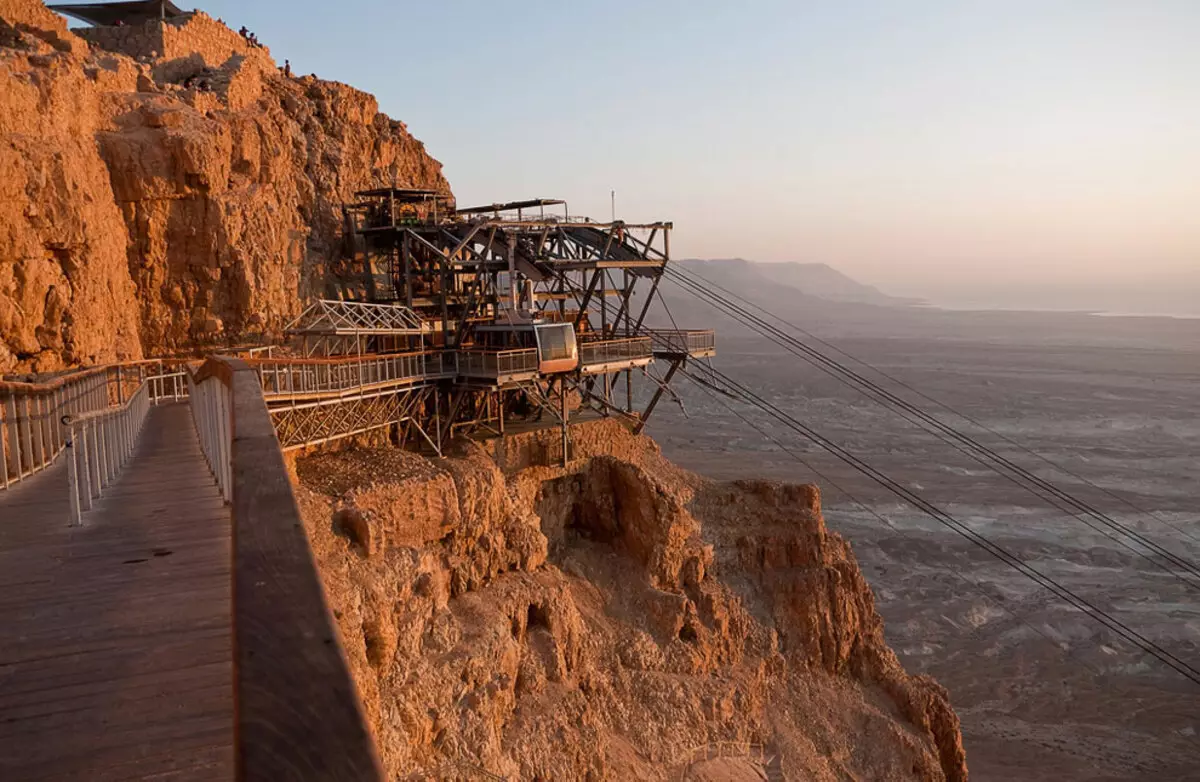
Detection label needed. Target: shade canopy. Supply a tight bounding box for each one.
[457,199,566,215]
[285,299,427,336]
[49,0,184,26]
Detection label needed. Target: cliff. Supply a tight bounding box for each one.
[295,420,968,781]
[0,1,449,373]
[3,5,968,777]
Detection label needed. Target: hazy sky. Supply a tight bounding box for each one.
[189,1,1197,301]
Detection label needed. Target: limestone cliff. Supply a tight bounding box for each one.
[0,1,449,372]
[295,420,968,781]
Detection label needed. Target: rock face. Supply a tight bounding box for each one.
[0,2,449,372]
[295,420,968,781]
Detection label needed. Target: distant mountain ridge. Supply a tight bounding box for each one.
[679,259,918,307]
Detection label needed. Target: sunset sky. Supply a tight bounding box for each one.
[187,1,1198,308]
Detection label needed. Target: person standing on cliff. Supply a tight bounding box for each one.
[283,60,291,77]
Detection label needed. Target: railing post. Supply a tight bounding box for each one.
[122,402,132,464]
[87,420,101,499]
[80,421,93,510]
[29,395,43,472]
[4,396,18,480]
[0,395,8,490]
[107,414,117,481]
[42,392,54,465]
[212,381,222,495]
[51,387,61,453]
[66,430,81,526]
[20,396,34,477]
[101,416,113,489]
[221,382,232,501]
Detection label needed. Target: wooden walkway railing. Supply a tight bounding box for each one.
[189,357,384,780]
[0,358,384,781]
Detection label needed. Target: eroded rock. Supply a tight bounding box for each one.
[0,3,450,372]
[295,419,968,781]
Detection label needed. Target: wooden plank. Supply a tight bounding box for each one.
[79,743,233,782]
[0,680,231,737]
[7,718,233,778]
[0,633,231,701]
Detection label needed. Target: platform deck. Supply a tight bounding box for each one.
[0,403,234,781]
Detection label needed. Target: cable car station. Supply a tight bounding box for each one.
[263,193,715,460]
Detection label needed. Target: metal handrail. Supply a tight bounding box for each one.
[2,368,108,490]
[2,361,191,492]
[62,369,189,525]
[578,336,653,365]
[248,351,448,397]
[455,348,539,378]
[186,363,232,503]
[644,329,716,354]
[190,355,386,779]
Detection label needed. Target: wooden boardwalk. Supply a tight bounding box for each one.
[0,403,234,781]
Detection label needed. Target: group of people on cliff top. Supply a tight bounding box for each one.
[237,26,263,49]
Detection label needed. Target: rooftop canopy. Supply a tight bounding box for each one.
[353,187,448,202]
[285,299,427,336]
[456,198,566,215]
[49,0,184,26]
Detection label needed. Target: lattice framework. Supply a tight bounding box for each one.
[286,299,426,335]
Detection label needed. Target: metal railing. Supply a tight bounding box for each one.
[59,365,192,525]
[534,308,581,324]
[149,371,189,402]
[455,348,539,379]
[2,361,192,493]
[2,368,109,490]
[579,336,653,366]
[645,329,716,355]
[187,363,232,503]
[64,381,152,525]
[249,351,448,398]
[194,355,386,779]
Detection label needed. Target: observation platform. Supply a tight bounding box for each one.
[647,329,716,360]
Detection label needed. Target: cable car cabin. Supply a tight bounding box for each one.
[471,321,580,374]
[533,323,579,373]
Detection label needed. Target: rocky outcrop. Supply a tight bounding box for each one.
[295,420,968,781]
[0,3,449,372]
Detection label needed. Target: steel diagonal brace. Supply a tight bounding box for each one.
[633,361,685,434]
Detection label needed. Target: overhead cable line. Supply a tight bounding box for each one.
[661,265,1200,590]
[674,262,1200,546]
[681,368,1113,681]
[676,362,1200,687]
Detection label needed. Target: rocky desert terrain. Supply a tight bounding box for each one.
[647,321,1200,781]
[292,420,967,780]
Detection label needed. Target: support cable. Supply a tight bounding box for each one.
[661,266,1200,589]
[675,262,1199,544]
[682,369,1113,680]
[678,363,1200,686]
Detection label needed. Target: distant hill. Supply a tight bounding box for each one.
[678,259,917,307]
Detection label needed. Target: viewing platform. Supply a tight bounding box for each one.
[647,329,716,359]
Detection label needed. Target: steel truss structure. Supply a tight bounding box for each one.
[265,195,721,457]
[287,299,425,334]
[269,386,437,451]
[286,299,428,357]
